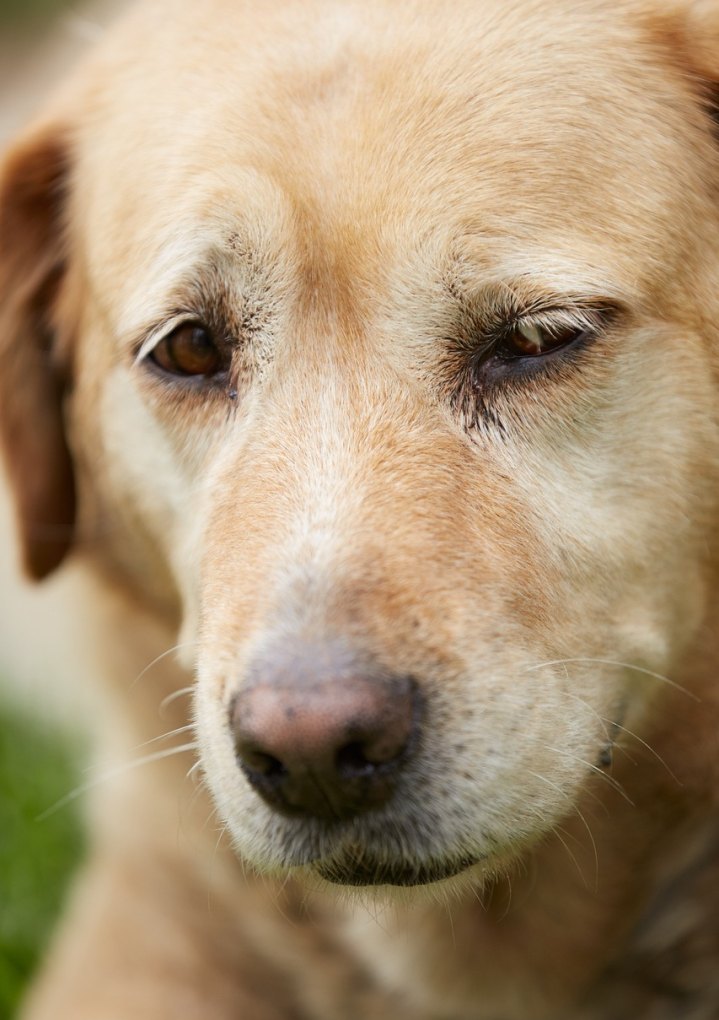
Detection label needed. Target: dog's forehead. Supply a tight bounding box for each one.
[74,0,710,316]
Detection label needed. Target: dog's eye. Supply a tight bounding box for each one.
[456,303,619,415]
[497,320,585,359]
[148,323,226,377]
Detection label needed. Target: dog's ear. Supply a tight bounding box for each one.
[680,1,719,80]
[0,122,76,580]
[652,1,719,98]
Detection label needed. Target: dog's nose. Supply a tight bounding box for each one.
[231,644,417,821]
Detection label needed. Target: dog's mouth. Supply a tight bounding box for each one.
[312,850,480,887]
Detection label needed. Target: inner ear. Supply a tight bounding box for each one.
[0,125,76,580]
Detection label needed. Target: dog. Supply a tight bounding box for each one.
[2,0,719,1016]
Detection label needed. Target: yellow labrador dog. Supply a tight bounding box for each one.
[3,0,719,1017]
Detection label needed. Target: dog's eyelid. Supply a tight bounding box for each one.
[133,314,200,365]
[452,273,630,340]
[510,301,622,333]
[508,289,625,317]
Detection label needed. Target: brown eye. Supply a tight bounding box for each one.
[501,321,583,359]
[148,323,226,377]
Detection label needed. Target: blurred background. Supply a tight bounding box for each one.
[0,711,84,1016]
[0,2,120,1013]
[0,0,119,143]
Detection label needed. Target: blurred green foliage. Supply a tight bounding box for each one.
[0,702,84,1016]
[0,0,70,25]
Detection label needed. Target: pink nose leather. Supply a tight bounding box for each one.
[232,642,417,821]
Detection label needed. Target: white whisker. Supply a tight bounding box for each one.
[78,725,196,773]
[543,745,635,806]
[37,743,199,821]
[214,822,229,856]
[182,777,207,821]
[131,643,197,688]
[528,770,599,887]
[525,658,698,700]
[550,824,590,889]
[133,724,195,752]
[560,691,611,743]
[263,872,300,930]
[608,720,681,785]
[160,685,195,715]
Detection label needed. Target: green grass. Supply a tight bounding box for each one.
[0,702,84,1017]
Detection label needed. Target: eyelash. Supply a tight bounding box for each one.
[446,301,618,429]
[478,303,613,370]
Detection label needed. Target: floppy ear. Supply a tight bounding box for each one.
[0,123,76,580]
[652,0,719,103]
[681,1,719,80]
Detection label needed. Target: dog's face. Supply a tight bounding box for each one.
[2,0,719,889]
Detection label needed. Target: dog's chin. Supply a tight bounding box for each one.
[312,853,480,888]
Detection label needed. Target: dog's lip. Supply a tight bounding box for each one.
[312,852,480,887]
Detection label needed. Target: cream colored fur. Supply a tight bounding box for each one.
[2,1,719,1017]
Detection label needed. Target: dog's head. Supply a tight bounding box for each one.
[2,0,719,889]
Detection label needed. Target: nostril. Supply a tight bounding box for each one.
[335,740,375,778]
[236,740,288,779]
[253,751,287,779]
[230,651,421,820]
